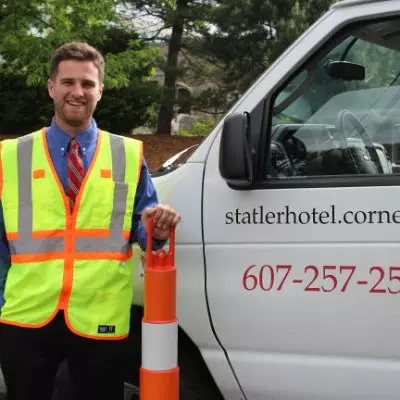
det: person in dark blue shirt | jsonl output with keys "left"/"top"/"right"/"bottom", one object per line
{"left": 0, "top": 41, "right": 181, "bottom": 400}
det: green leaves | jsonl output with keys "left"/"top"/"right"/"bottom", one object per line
{"left": 0, "top": 0, "right": 157, "bottom": 89}
{"left": 185, "top": 0, "right": 339, "bottom": 112}
{"left": 0, "top": 0, "right": 161, "bottom": 134}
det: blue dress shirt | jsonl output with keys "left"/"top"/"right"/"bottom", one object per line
{"left": 0, "top": 118, "right": 163, "bottom": 308}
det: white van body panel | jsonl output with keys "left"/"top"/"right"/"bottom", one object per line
{"left": 150, "top": 163, "right": 245, "bottom": 397}
{"left": 204, "top": 133, "right": 400, "bottom": 399}
{"left": 150, "top": 165, "right": 203, "bottom": 244}
{"left": 331, "top": 0, "right": 387, "bottom": 9}
{"left": 198, "top": 1, "right": 400, "bottom": 398}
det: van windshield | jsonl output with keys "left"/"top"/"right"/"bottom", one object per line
{"left": 269, "top": 18, "right": 400, "bottom": 178}
{"left": 273, "top": 19, "right": 400, "bottom": 127}
{"left": 152, "top": 145, "right": 199, "bottom": 177}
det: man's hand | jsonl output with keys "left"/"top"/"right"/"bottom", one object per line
{"left": 141, "top": 204, "right": 181, "bottom": 241}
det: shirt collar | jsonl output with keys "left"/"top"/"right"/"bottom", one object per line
{"left": 46, "top": 117, "right": 98, "bottom": 156}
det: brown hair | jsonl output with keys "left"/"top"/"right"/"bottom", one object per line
{"left": 49, "top": 42, "right": 105, "bottom": 82}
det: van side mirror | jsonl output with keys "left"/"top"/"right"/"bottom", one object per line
{"left": 325, "top": 60, "right": 365, "bottom": 81}
{"left": 219, "top": 112, "right": 254, "bottom": 187}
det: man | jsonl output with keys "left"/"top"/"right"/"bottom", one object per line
{"left": 0, "top": 42, "right": 180, "bottom": 400}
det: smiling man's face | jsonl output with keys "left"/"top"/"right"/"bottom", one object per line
{"left": 48, "top": 59, "right": 104, "bottom": 135}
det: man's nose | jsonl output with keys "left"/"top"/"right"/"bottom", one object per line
{"left": 71, "top": 83, "right": 84, "bottom": 97}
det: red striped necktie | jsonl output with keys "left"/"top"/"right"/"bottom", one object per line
{"left": 66, "top": 138, "right": 85, "bottom": 210}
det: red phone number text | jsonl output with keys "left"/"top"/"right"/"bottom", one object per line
{"left": 242, "top": 264, "right": 400, "bottom": 294}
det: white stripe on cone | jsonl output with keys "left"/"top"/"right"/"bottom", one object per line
{"left": 142, "top": 321, "right": 178, "bottom": 371}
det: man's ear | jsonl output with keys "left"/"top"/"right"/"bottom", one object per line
{"left": 48, "top": 79, "right": 55, "bottom": 99}
{"left": 98, "top": 83, "right": 104, "bottom": 101}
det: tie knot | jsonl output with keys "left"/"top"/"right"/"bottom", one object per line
{"left": 70, "top": 138, "right": 79, "bottom": 153}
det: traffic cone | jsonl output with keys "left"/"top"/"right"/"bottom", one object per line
{"left": 140, "top": 217, "right": 179, "bottom": 399}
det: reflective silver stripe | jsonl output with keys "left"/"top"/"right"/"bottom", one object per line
{"left": 9, "top": 134, "right": 65, "bottom": 256}
{"left": 110, "top": 134, "right": 127, "bottom": 236}
{"left": 74, "top": 237, "right": 130, "bottom": 254}
{"left": 9, "top": 237, "right": 64, "bottom": 255}
{"left": 110, "top": 182, "right": 128, "bottom": 234}
{"left": 110, "top": 135, "right": 125, "bottom": 182}
{"left": 17, "top": 135, "right": 33, "bottom": 238}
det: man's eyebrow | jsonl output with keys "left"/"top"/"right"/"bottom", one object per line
{"left": 59, "top": 78, "right": 96, "bottom": 84}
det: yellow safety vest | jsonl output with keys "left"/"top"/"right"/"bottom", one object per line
{"left": 0, "top": 128, "right": 142, "bottom": 339}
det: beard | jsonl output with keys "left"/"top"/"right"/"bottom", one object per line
{"left": 54, "top": 100, "right": 95, "bottom": 128}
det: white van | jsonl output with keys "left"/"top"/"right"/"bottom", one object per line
{"left": 128, "top": 1, "right": 400, "bottom": 399}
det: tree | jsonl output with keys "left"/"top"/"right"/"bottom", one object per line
{"left": 155, "top": 0, "right": 188, "bottom": 134}
{"left": 0, "top": 1, "right": 161, "bottom": 135}
{"left": 184, "top": 0, "right": 338, "bottom": 113}
{"left": 120, "top": 0, "right": 213, "bottom": 134}
{"left": 93, "top": 26, "right": 161, "bottom": 134}
{"left": 0, "top": 26, "right": 161, "bottom": 135}
{"left": 113, "top": 0, "right": 337, "bottom": 134}
{"left": 0, "top": 0, "right": 158, "bottom": 88}
{"left": 0, "top": 73, "right": 53, "bottom": 135}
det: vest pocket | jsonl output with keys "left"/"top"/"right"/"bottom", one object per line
{"left": 67, "top": 259, "right": 133, "bottom": 337}
{"left": 84, "top": 180, "right": 132, "bottom": 228}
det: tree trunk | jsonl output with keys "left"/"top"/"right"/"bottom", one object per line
{"left": 156, "top": 0, "right": 188, "bottom": 134}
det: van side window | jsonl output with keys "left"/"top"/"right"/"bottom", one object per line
{"left": 268, "top": 19, "right": 400, "bottom": 179}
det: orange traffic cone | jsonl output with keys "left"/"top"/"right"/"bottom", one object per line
{"left": 140, "top": 217, "right": 179, "bottom": 400}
